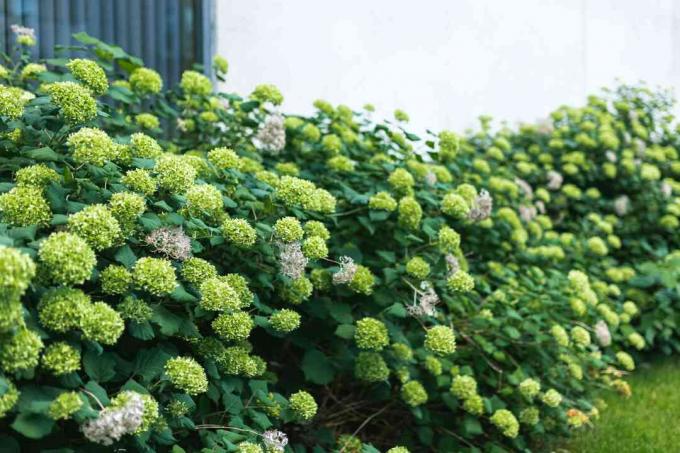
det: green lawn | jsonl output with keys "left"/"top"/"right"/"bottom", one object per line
{"left": 551, "top": 357, "right": 680, "bottom": 453}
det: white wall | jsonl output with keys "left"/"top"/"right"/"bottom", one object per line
{"left": 215, "top": 0, "right": 680, "bottom": 132}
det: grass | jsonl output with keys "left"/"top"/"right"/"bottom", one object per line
{"left": 549, "top": 357, "right": 680, "bottom": 453}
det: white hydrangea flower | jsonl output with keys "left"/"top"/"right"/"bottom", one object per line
{"left": 254, "top": 114, "right": 286, "bottom": 154}
{"left": 546, "top": 171, "right": 563, "bottom": 191}
{"left": 262, "top": 429, "right": 288, "bottom": 451}
{"left": 82, "top": 392, "right": 145, "bottom": 445}
{"left": 594, "top": 320, "right": 611, "bottom": 347}
{"left": 278, "top": 241, "right": 308, "bottom": 279}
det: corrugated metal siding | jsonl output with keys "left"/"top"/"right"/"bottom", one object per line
{"left": 0, "top": 0, "right": 215, "bottom": 86}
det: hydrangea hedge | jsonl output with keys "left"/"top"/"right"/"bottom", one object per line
{"left": 0, "top": 30, "right": 678, "bottom": 452}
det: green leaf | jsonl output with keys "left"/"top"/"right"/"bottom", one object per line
{"left": 11, "top": 413, "right": 54, "bottom": 439}
{"left": 83, "top": 350, "right": 117, "bottom": 382}
{"left": 386, "top": 303, "right": 407, "bottom": 318}
{"left": 133, "top": 347, "right": 172, "bottom": 382}
{"left": 462, "top": 415, "right": 483, "bottom": 436}
{"left": 114, "top": 245, "right": 137, "bottom": 268}
{"left": 170, "top": 284, "right": 198, "bottom": 303}
{"left": 335, "top": 324, "right": 355, "bottom": 339}
{"left": 23, "top": 147, "right": 60, "bottom": 161}
{"left": 301, "top": 349, "right": 335, "bottom": 385}
{"left": 151, "top": 306, "right": 184, "bottom": 336}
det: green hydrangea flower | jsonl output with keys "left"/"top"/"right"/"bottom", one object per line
{"left": 424, "top": 325, "right": 456, "bottom": 356}
{"left": 199, "top": 277, "right": 240, "bottom": 311}
{"left": 438, "top": 226, "right": 461, "bottom": 253}
{"left": 0, "top": 381, "right": 19, "bottom": 418}
{"left": 398, "top": 196, "right": 422, "bottom": 230}
{"left": 301, "top": 122, "right": 320, "bottom": 140}
{"left": 15, "top": 164, "right": 60, "bottom": 188}
{"left": 386, "top": 447, "right": 410, "bottom": 453}
{"left": 0, "top": 301, "right": 24, "bottom": 333}
{"left": 208, "top": 147, "right": 242, "bottom": 170}
{"left": 66, "top": 127, "right": 115, "bottom": 166}
{"left": 349, "top": 265, "right": 375, "bottom": 295}
{"left": 406, "top": 257, "right": 430, "bottom": 279}
{"left": 250, "top": 84, "right": 283, "bottom": 105}
{"left": 441, "top": 193, "right": 470, "bottom": 218}
{"left": 44, "top": 81, "right": 97, "bottom": 123}
{"left": 283, "top": 277, "right": 313, "bottom": 304}
{"left": 0, "top": 85, "right": 31, "bottom": 119}
{"left": 130, "top": 132, "right": 163, "bottom": 158}
{"left": 129, "top": 67, "right": 163, "bottom": 95}
{"left": 181, "top": 257, "right": 218, "bottom": 286}
{"left": 109, "top": 192, "right": 146, "bottom": 230}
{"left": 135, "top": 113, "right": 160, "bottom": 129}
{"left": 616, "top": 351, "right": 635, "bottom": 371}
{"left": 116, "top": 296, "right": 153, "bottom": 323}
{"left": 269, "top": 309, "right": 301, "bottom": 333}
{"left": 38, "top": 288, "right": 90, "bottom": 332}
{"left": 39, "top": 232, "right": 96, "bottom": 285}
{"left": 355, "top": 351, "right": 389, "bottom": 382}
{"left": 388, "top": 168, "right": 415, "bottom": 195}
{"left": 48, "top": 391, "right": 82, "bottom": 420}
{"left": 319, "top": 134, "right": 341, "bottom": 155}
{"left": 447, "top": 270, "right": 475, "bottom": 292}
{"left": 165, "top": 356, "right": 209, "bottom": 395}
{"left": 122, "top": 168, "right": 157, "bottom": 195}
{"left": 41, "top": 342, "right": 81, "bottom": 375}
{"left": 392, "top": 343, "right": 413, "bottom": 361}
{"left": 186, "top": 184, "right": 224, "bottom": 219}
{"left": 519, "top": 407, "right": 540, "bottom": 426}
{"left": 541, "top": 389, "right": 562, "bottom": 407}
{"left": 133, "top": 257, "right": 177, "bottom": 296}
{"left": 80, "top": 302, "right": 124, "bottom": 345}
{"left": 438, "top": 130, "right": 460, "bottom": 161}
{"left": 237, "top": 442, "right": 263, "bottom": 453}
{"left": 550, "top": 324, "right": 569, "bottom": 347}
{"left": 100, "top": 264, "right": 132, "bottom": 295}
{"left": 154, "top": 154, "right": 197, "bottom": 193}
{"left": 0, "top": 328, "right": 43, "bottom": 373}
{"left": 463, "top": 394, "right": 484, "bottom": 415}
{"left": 570, "top": 326, "right": 591, "bottom": 348}
{"left": 451, "top": 375, "right": 477, "bottom": 400}
{"left": 213, "top": 55, "right": 229, "bottom": 74}
{"left": 310, "top": 268, "right": 331, "bottom": 291}
{"left": 68, "top": 204, "right": 121, "bottom": 250}
{"left": 354, "top": 317, "right": 389, "bottom": 351}
{"left": 519, "top": 378, "right": 541, "bottom": 400}
{"left": 304, "top": 221, "right": 330, "bottom": 240}
{"left": 212, "top": 311, "right": 254, "bottom": 341}
{"left": 289, "top": 390, "right": 317, "bottom": 421}
{"left": 424, "top": 356, "right": 442, "bottom": 376}
{"left": 66, "top": 59, "right": 108, "bottom": 95}
{"left": 0, "top": 186, "right": 52, "bottom": 227}
{"left": 301, "top": 236, "right": 328, "bottom": 259}
{"left": 21, "top": 63, "right": 46, "bottom": 80}
{"left": 490, "top": 409, "right": 519, "bottom": 438}
{"left": 272, "top": 217, "right": 302, "bottom": 243}
{"left": 337, "top": 435, "right": 362, "bottom": 453}
{"left": 0, "top": 246, "right": 35, "bottom": 299}
{"left": 401, "top": 380, "right": 427, "bottom": 407}
{"left": 221, "top": 218, "right": 257, "bottom": 248}
{"left": 180, "top": 70, "right": 212, "bottom": 96}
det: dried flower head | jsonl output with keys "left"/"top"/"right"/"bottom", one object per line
{"left": 145, "top": 227, "right": 192, "bottom": 261}
{"left": 332, "top": 256, "right": 357, "bottom": 285}
{"left": 468, "top": 189, "right": 493, "bottom": 221}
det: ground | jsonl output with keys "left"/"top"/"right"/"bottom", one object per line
{"left": 550, "top": 357, "right": 680, "bottom": 453}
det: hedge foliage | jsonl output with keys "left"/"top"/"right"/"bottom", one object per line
{"left": 0, "top": 30, "right": 678, "bottom": 452}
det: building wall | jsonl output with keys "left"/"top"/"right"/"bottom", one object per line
{"left": 216, "top": 0, "right": 680, "bottom": 132}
